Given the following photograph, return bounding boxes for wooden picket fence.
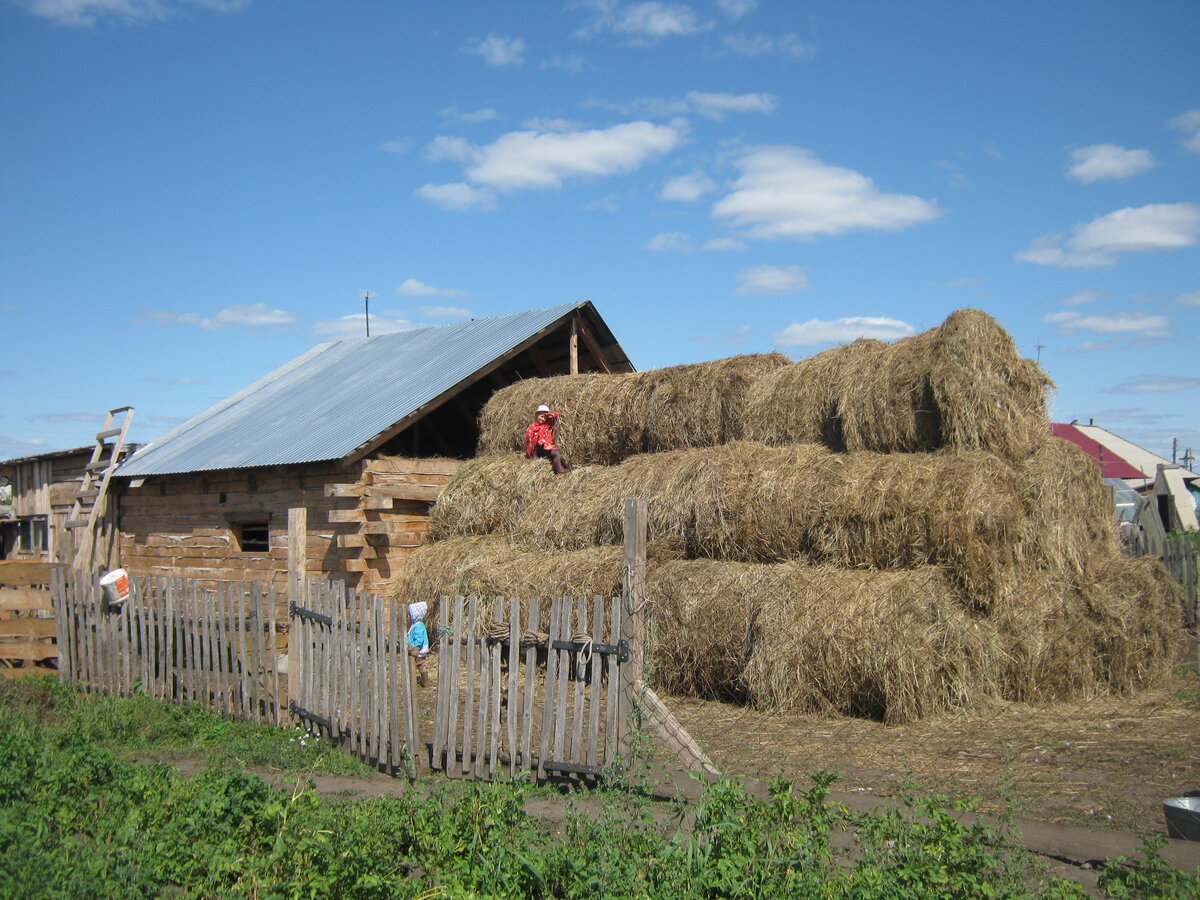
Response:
[431,594,626,784]
[51,568,285,720]
[1127,495,1199,627]
[287,576,416,775]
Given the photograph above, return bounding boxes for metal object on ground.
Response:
[1163,797,1200,841]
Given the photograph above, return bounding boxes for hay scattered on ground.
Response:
[744,309,1053,461]
[477,353,789,465]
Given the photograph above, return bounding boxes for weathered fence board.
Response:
[433,593,624,784]
[287,576,416,776]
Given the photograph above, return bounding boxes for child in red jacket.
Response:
[525,404,566,474]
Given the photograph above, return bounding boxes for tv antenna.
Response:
[1035,340,1045,364]
[360,290,374,337]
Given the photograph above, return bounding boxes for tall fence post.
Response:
[287,507,307,722]
[619,499,646,756]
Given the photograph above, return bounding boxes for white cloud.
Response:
[396,279,468,298]
[685,91,776,119]
[774,316,915,347]
[377,138,414,155]
[1061,288,1103,306]
[589,91,775,120]
[12,0,249,27]
[1042,310,1169,337]
[414,182,498,212]
[712,146,942,241]
[660,170,716,202]
[465,34,526,67]
[313,313,419,339]
[1101,375,1200,394]
[424,136,475,163]
[1016,203,1200,268]
[541,54,585,73]
[646,231,691,251]
[1168,108,1200,153]
[1066,144,1156,182]
[718,33,815,59]
[735,265,809,295]
[139,303,295,331]
[702,236,746,251]
[427,120,685,196]
[439,106,501,123]
[414,305,473,319]
[521,116,585,132]
[576,1,711,42]
[584,194,621,212]
[716,0,755,19]
[1178,290,1200,307]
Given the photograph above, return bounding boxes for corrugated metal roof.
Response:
[1071,423,1189,486]
[1049,424,1145,480]
[117,302,594,477]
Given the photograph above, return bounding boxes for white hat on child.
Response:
[536,404,550,412]
[408,601,427,623]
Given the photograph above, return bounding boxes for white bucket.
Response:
[99,568,132,606]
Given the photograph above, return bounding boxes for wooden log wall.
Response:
[117,456,462,599]
[3,452,93,565]
[0,560,60,676]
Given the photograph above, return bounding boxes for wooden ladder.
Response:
[67,406,134,570]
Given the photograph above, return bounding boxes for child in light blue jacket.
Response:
[407,601,430,687]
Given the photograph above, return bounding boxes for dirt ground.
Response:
[665,674,1200,838]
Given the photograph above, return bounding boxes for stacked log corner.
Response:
[117,457,462,602]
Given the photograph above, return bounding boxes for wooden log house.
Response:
[112,302,632,598]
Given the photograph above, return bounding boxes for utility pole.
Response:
[1035,341,1045,364]
[1173,438,1178,465]
[361,290,374,337]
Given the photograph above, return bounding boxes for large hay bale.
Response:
[1017,436,1120,575]
[477,353,790,465]
[393,537,1178,722]
[432,444,1036,603]
[745,309,1053,461]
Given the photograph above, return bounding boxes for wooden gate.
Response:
[431,594,626,783]
[287,577,417,775]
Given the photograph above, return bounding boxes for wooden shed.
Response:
[111,302,631,597]
[0,446,117,565]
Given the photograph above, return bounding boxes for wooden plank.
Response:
[537,597,562,783]
[327,509,366,524]
[374,594,387,766]
[506,596,519,779]
[489,597,504,779]
[552,598,571,767]
[587,596,604,769]
[618,499,646,755]
[604,595,621,766]
[366,484,442,503]
[521,596,540,772]
[474,608,490,780]
[323,483,362,499]
[446,596,465,775]
[363,457,462,476]
[0,561,63,587]
[0,587,54,612]
[570,597,587,766]
[462,597,478,777]
[0,641,58,661]
[432,597,449,771]
[0,619,57,638]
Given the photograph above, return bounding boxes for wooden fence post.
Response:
[618,499,646,755]
[287,507,307,721]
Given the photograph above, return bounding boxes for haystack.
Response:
[393,537,1179,723]
[476,353,789,465]
[744,309,1053,461]
[432,443,1054,603]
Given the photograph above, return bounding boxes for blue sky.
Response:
[2,0,1198,463]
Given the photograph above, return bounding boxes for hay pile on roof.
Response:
[477,353,789,465]
[397,307,1178,723]
[744,309,1053,461]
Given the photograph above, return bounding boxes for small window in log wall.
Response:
[232,520,271,553]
